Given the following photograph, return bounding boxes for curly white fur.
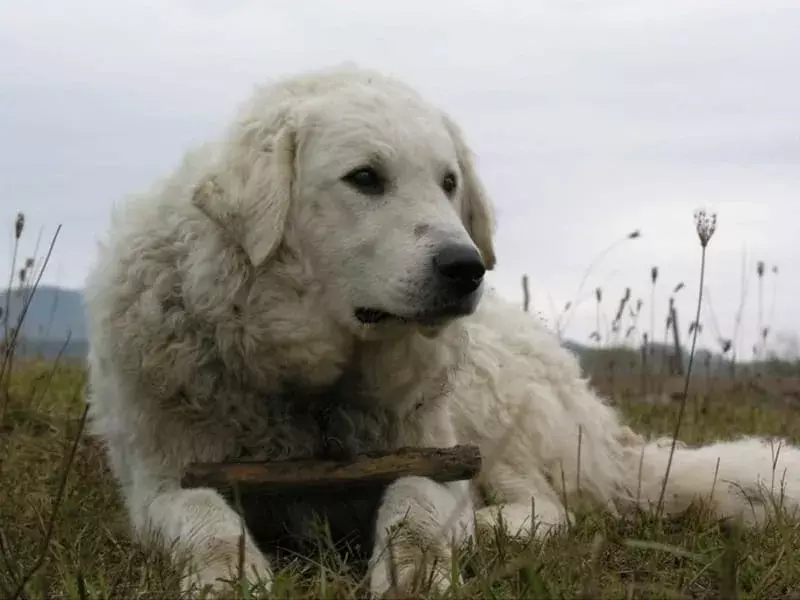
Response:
[84,65,800,598]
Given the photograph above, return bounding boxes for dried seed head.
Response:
[772,266,779,275]
[673,282,685,294]
[719,338,732,353]
[756,261,765,278]
[614,291,629,322]
[24,257,34,269]
[14,212,25,240]
[651,266,659,284]
[693,209,717,247]
[595,287,602,303]
[627,230,641,240]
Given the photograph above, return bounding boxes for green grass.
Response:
[2,359,799,599]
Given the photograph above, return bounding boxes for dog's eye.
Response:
[441,172,458,195]
[342,166,387,196]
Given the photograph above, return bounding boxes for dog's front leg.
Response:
[368,476,474,598]
[141,487,273,597]
[368,404,475,598]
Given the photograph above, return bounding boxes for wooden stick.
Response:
[181,444,482,494]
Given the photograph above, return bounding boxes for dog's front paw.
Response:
[368,536,460,598]
[180,542,273,598]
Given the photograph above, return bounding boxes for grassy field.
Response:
[1,357,799,599]
[2,210,798,598]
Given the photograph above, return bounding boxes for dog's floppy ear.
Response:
[191,120,296,267]
[443,115,497,270]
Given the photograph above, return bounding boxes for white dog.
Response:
[84,66,800,597]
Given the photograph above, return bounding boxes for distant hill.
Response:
[1,286,88,359]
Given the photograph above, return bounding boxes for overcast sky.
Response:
[2,0,799,357]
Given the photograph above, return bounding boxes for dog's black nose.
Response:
[433,244,486,296]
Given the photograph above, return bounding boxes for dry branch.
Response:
[181,444,482,494]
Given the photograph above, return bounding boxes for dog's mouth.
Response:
[354,304,474,327]
[354,308,398,325]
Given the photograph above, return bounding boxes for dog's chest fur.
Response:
[163,329,463,465]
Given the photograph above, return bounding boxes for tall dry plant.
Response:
[755,265,780,362]
[756,260,765,360]
[3,213,25,344]
[593,287,603,348]
[553,300,571,339]
[625,298,643,347]
[730,245,751,374]
[610,287,631,346]
[558,229,641,336]
[667,298,684,376]
[688,320,704,348]
[656,209,717,516]
[767,265,779,349]
[657,282,684,379]
[521,274,531,313]
[702,286,733,364]
[649,266,658,356]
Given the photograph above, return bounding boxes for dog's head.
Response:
[193,69,496,337]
